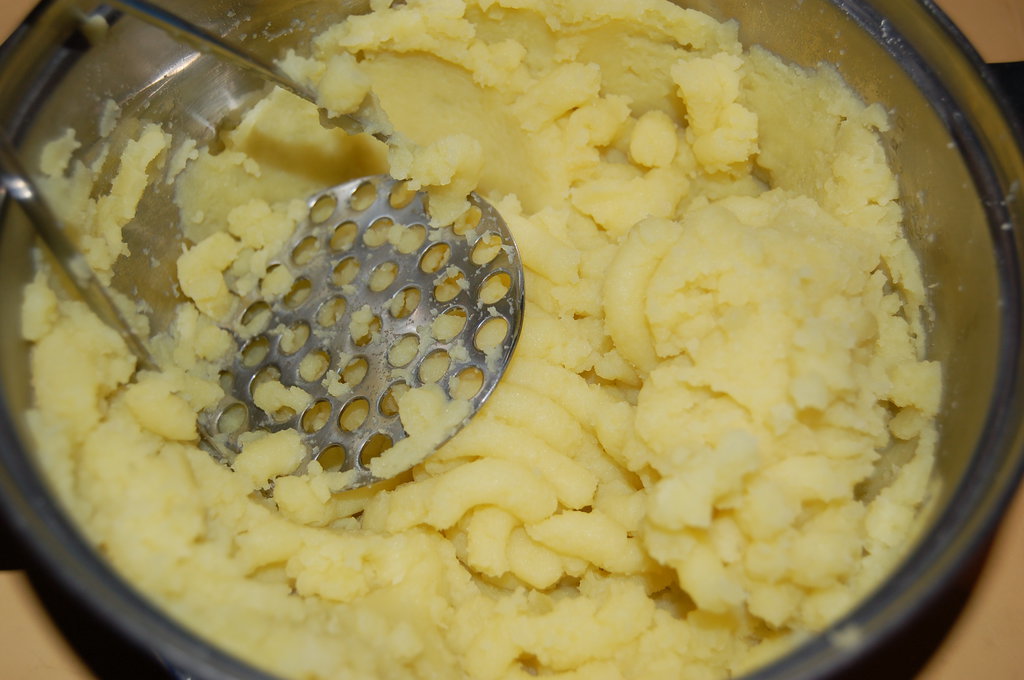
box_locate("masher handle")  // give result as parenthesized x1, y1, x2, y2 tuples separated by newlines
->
(0, 132, 157, 370)
(104, 0, 366, 136)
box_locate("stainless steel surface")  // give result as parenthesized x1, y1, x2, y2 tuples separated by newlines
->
(204, 175, 524, 488)
(106, 0, 367, 137)
(0, 1, 1021, 680)
(111, 0, 320, 103)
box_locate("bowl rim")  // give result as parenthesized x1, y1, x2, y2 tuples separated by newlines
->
(1, 1, 1023, 679)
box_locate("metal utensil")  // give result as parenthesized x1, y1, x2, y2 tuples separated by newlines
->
(105, 0, 368, 136)
(2, 0, 525, 488)
(204, 175, 523, 488)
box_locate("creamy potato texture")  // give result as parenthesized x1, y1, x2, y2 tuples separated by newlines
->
(22, 0, 941, 678)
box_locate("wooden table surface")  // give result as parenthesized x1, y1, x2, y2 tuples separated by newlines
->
(1, 0, 1022, 678)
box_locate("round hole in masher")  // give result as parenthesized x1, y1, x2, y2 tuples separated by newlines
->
(478, 271, 512, 306)
(340, 356, 369, 387)
(301, 400, 333, 434)
(450, 366, 484, 401)
(298, 349, 331, 383)
(239, 301, 272, 336)
(420, 243, 451, 274)
(388, 334, 421, 368)
(339, 398, 370, 432)
(332, 257, 360, 287)
(317, 444, 348, 471)
(363, 217, 394, 248)
(431, 306, 467, 342)
(316, 296, 347, 328)
(369, 261, 399, 292)
(359, 433, 394, 468)
(283, 277, 313, 308)
(419, 349, 452, 384)
(216, 403, 248, 435)
(350, 180, 378, 212)
(474, 316, 509, 353)
(389, 286, 421, 319)
(292, 235, 320, 267)
(471, 232, 504, 266)
(395, 224, 426, 254)
(310, 193, 338, 224)
(330, 221, 358, 251)
(278, 321, 311, 355)
(389, 180, 417, 209)
(241, 336, 271, 367)
(379, 381, 410, 418)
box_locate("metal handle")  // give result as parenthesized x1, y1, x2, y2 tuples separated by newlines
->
(106, 0, 316, 102)
(102, 0, 366, 135)
(0, 132, 157, 370)
(0, 132, 240, 464)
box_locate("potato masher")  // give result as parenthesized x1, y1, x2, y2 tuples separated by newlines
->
(1, 0, 525, 489)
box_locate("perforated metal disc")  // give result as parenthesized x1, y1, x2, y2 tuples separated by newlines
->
(201, 176, 524, 489)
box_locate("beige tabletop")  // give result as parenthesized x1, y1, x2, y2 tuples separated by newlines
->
(1, 0, 1023, 678)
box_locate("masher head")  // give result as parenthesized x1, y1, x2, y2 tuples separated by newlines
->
(201, 176, 524, 489)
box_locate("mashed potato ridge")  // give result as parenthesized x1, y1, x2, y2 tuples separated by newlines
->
(22, 0, 941, 678)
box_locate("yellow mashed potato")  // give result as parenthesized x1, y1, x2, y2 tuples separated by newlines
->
(22, 0, 941, 678)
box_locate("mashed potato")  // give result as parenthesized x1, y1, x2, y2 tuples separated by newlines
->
(21, 0, 941, 678)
